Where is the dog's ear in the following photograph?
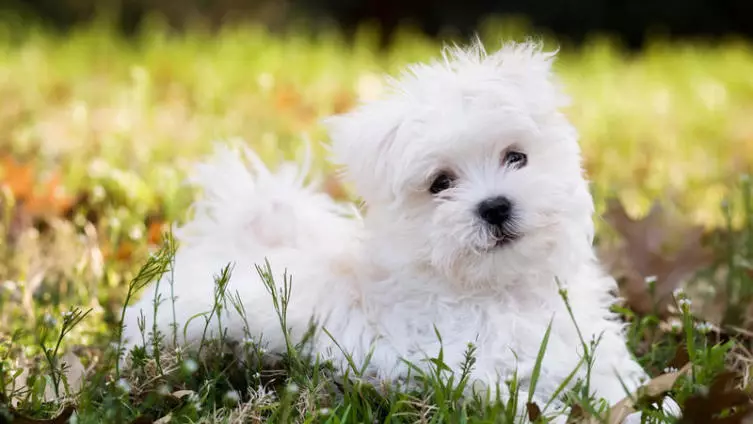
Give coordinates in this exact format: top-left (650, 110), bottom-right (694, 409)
top-left (322, 100), bottom-right (406, 204)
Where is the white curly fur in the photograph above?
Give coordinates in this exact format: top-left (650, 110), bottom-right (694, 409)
top-left (122, 40), bottom-right (675, 422)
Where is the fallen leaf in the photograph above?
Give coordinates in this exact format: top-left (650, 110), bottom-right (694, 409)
top-left (172, 389), bottom-right (195, 399)
top-left (601, 199), bottom-right (714, 316)
top-left (526, 401), bottom-right (542, 422)
top-left (581, 362), bottom-right (692, 424)
top-left (567, 404), bottom-right (585, 423)
top-left (680, 371), bottom-right (753, 423)
top-left (154, 413), bottom-right (173, 423)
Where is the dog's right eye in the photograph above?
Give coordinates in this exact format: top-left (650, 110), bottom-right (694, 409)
top-left (429, 172), bottom-right (455, 194)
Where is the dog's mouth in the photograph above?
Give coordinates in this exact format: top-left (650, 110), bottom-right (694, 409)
top-left (493, 234), bottom-right (519, 247)
top-left (490, 227), bottom-right (520, 248)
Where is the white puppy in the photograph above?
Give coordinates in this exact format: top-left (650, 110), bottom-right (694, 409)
top-left (123, 40), bottom-right (657, 420)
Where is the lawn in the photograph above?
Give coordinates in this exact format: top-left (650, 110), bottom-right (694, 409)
top-left (0, 16), bottom-right (752, 423)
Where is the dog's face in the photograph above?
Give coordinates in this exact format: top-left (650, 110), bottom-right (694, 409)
top-left (326, 42), bottom-right (595, 286)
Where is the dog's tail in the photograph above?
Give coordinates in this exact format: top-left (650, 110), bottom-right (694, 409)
top-left (175, 140), bottom-right (360, 257)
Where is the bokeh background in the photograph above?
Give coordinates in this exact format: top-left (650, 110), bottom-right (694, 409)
top-left (1, 0), bottom-right (752, 381)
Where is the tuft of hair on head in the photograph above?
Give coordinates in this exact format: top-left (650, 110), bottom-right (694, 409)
top-left (440, 37), bottom-right (560, 85)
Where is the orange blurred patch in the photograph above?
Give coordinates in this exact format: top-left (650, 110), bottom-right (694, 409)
top-left (1, 155), bottom-right (76, 219)
top-left (273, 84), bottom-right (302, 112)
top-left (1, 155), bottom-right (34, 200)
top-left (147, 220), bottom-right (166, 246)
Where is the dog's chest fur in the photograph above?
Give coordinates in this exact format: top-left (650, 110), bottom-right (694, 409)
top-left (338, 266), bottom-right (590, 389)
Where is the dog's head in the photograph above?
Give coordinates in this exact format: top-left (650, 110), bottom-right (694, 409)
top-left (325, 40), bottom-right (595, 287)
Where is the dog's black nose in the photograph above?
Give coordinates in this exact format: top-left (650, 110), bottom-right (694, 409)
top-left (477, 196), bottom-right (513, 227)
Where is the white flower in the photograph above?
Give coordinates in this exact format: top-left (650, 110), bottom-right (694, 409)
top-left (43, 313), bottom-right (57, 327)
top-left (678, 298), bottom-right (692, 310)
top-left (644, 275), bottom-right (657, 285)
top-left (188, 392), bottom-right (202, 412)
top-left (668, 318), bottom-right (683, 332)
top-left (695, 322), bottom-right (713, 333)
top-left (158, 384), bottom-right (171, 396)
top-left (672, 287), bottom-right (685, 298)
top-left (286, 383), bottom-right (299, 394)
top-left (663, 367), bottom-right (678, 373)
top-left (116, 378), bottom-right (131, 393)
top-left (182, 358), bottom-right (198, 374)
top-left (243, 336), bottom-right (255, 347)
top-left (224, 390), bottom-right (241, 405)
top-left (319, 408), bottom-right (331, 416)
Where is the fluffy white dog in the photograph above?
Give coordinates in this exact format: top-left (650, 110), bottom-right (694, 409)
top-left (123, 40), bottom-right (662, 421)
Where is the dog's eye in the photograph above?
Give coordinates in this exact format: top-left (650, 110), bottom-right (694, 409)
top-left (429, 172), bottom-right (455, 194)
top-left (504, 151), bottom-right (527, 168)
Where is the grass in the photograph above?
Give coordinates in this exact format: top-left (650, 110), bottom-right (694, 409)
top-left (0, 15), bottom-right (752, 423)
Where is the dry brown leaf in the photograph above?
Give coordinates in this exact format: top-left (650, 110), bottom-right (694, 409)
top-left (567, 403), bottom-right (585, 423)
top-left (172, 389), bottom-right (195, 399)
top-left (154, 413), bottom-right (173, 423)
top-left (601, 199), bottom-right (714, 316)
top-left (526, 401), bottom-right (542, 422)
top-left (578, 363), bottom-right (691, 424)
top-left (681, 371), bottom-right (753, 423)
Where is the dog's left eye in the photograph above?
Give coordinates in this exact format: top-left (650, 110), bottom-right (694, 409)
top-left (503, 151), bottom-right (528, 168)
top-left (429, 172), bottom-right (455, 194)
